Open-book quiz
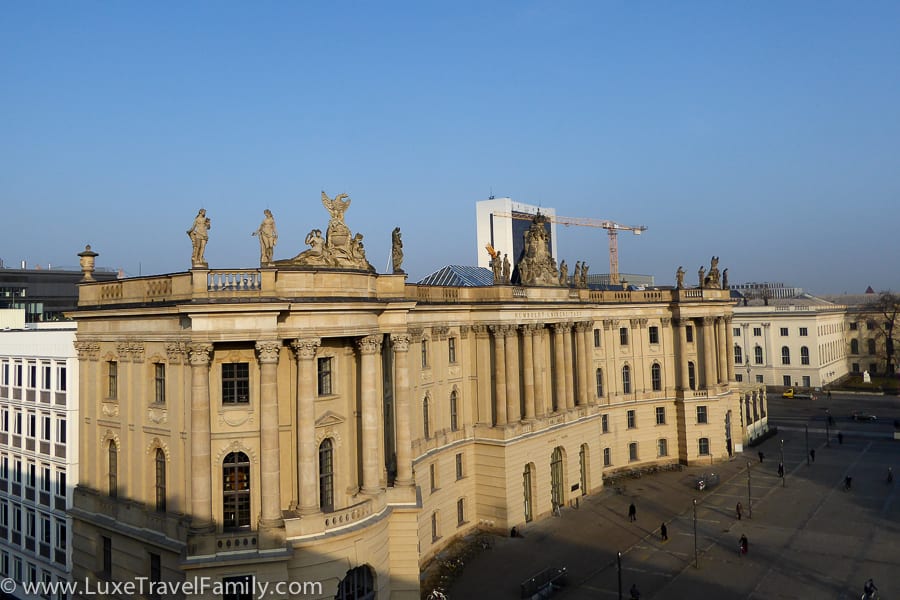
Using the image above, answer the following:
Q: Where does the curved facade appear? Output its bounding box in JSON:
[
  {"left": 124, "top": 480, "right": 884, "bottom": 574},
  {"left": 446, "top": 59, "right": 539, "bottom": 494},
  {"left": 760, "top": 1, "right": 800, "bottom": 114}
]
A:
[{"left": 70, "top": 268, "right": 742, "bottom": 598}]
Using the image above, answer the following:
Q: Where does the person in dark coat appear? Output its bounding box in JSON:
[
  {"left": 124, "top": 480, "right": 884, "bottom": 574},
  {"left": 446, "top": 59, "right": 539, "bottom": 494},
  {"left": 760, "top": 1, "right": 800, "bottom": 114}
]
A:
[
  {"left": 660, "top": 522, "right": 668, "bottom": 541},
  {"left": 628, "top": 502, "right": 637, "bottom": 522}
]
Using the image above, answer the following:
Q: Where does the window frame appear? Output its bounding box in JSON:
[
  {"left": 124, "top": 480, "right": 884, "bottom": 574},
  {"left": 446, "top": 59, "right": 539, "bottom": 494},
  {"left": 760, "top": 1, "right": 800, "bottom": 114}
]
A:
[
  {"left": 648, "top": 326, "right": 659, "bottom": 345},
  {"left": 696, "top": 405, "right": 708, "bottom": 424},
  {"left": 222, "top": 362, "right": 250, "bottom": 405}
]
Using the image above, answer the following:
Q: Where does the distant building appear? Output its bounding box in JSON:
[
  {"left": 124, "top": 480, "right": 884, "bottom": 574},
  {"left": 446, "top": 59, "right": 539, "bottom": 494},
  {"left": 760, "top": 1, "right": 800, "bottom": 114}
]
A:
[
  {"left": 586, "top": 273, "right": 655, "bottom": 289},
  {"left": 729, "top": 281, "right": 804, "bottom": 301},
  {"left": 0, "top": 267, "right": 118, "bottom": 322},
  {"left": 0, "top": 313, "right": 78, "bottom": 598},
  {"left": 475, "top": 198, "right": 557, "bottom": 271}
]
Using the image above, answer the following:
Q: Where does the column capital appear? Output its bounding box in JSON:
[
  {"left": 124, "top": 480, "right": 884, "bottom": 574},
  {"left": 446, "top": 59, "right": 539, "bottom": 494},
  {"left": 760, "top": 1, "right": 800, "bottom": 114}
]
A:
[
  {"left": 433, "top": 326, "right": 449, "bottom": 340},
  {"left": 187, "top": 343, "right": 214, "bottom": 366},
  {"left": 489, "top": 324, "right": 505, "bottom": 337},
  {"left": 702, "top": 316, "right": 715, "bottom": 326},
  {"left": 628, "top": 318, "right": 640, "bottom": 328},
  {"left": 358, "top": 334, "right": 383, "bottom": 355},
  {"left": 74, "top": 341, "right": 100, "bottom": 361},
  {"left": 660, "top": 317, "right": 671, "bottom": 327},
  {"left": 724, "top": 315, "right": 733, "bottom": 324},
  {"left": 391, "top": 333, "right": 411, "bottom": 352},
  {"left": 165, "top": 341, "right": 187, "bottom": 364},
  {"left": 575, "top": 321, "right": 594, "bottom": 333},
  {"left": 552, "top": 322, "right": 573, "bottom": 334},
  {"left": 459, "top": 325, "right": 470, "bottom": 339},
  {"left": 408, "top": 327, "right": 424, "bottom": 342},
  {"left": 502, "top": 324, "right": 518, "bottom": 338},
  {"left": 472, "top": 324, "right": 490, "bottom": 338},
  {"left": 290, "top": 338, "right": 320, "bottom": 361},
  {"left": 602, "top": 319, "right": 617, "bottom": 330},
  {"left": 255, "top": 341, "right": 282, "bottom": 364}
]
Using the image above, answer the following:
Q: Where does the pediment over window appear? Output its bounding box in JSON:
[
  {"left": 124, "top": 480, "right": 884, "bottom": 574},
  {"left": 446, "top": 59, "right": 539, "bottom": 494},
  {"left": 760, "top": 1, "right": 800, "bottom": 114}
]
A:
[{"left": 315, "top": 411, "right": 345, "bottom": 428}]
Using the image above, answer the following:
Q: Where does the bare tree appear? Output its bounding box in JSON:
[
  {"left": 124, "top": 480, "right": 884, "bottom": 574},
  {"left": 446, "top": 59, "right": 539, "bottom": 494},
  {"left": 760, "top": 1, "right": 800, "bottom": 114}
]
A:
[{"left": 869, "top": 291, "right": 900, "bottom": 374}]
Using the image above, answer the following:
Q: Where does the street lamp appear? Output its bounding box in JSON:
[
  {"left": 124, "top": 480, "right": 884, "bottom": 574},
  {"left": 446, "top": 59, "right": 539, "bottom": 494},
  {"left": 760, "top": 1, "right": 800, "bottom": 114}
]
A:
[
  {"left": 780, "top": 439, "right": 785, "bottom": 488},
  {"left": 805, "top": 425, "right": 809, "bottom": 466},
  {"left": 746, "top": 461, "right": 752, "bottom": 519},
  {"left": 617, "top": 551, "right": 622, "bottom": 600},
  {"left": 692, "top": 498, "right": 698, "bottom": 568}
]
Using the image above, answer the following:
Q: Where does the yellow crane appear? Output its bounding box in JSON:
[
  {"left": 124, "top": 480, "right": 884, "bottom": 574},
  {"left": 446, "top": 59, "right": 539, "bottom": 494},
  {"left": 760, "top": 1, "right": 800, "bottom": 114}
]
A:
[{"left": 492, "top": 211, "right": 647, "bottom": 284}]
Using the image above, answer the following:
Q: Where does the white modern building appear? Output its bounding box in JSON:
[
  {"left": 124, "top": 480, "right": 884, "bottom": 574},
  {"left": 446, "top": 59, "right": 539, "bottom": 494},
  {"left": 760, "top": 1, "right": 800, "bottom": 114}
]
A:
[
  {"left": 0, "top": 311, "right": 77, "bottom": 599},
  {"left": 475, "top": 198, "right": 557, "bottom": 270}
]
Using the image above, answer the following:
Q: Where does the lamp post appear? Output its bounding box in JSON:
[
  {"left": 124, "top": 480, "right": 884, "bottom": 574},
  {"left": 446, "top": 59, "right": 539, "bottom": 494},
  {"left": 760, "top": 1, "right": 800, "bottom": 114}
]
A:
[
  {"left": 692, "top": 499, "right": 698, "bottom": 568},
  {"left": 805, "top": 425, "right": 809, "bottom": 466},
  {"left": 780, "top": 439, "right": 785, "bottom": 488},
  {"left": 617, "top": 551, "right": 622, "bottom": 600},
  {"left": 747, "top": 461, "right": 752, "bottom": 519}
]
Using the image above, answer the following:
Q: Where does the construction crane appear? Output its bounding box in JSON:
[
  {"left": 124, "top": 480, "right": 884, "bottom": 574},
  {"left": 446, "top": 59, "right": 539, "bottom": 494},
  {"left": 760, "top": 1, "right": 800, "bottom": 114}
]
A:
[{"left": 492, "top": 211, "right": 647, "bottom": 284}]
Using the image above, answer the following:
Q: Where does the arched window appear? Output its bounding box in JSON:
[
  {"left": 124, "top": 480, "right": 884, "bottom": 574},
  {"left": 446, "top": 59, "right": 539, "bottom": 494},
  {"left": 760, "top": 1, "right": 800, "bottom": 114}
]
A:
[
  {"left": 781, "top": 346, "right": 790, "bottom": 365},
  {"left": 595, "top": 368, "right": 603, "bottom": 397},
  {"left": 423, "top": 397, "right": 431, "bottom": 439},
  {"left": 651, "top": 363, "right": 662, "bottom": 391},
  {"left": 754, "top": 346, "right": 764, "bottom": 365},
  {"left": 800, "top": 346, "right": 810, "bottom": 365},
  {"left": 734, "top": 345, "right": 743, "bottom": 365},
  {"left": 867, "top": 338, "right": 876, "bottom": 355},
  {"left": 851, "top": 339, "right": 859, "bottom": 354},
  {"left": 108, "top": 441, "right": 117, "bottom": 498},
  {"left": 155, "top": 448, "right": 166, "bottom": 512},
  {"left": 688, "top": 361, "right": 696, "bottom": 390},
  {"left": 336, "top": 565, "right": 376, "bottom": 600},
  {"left": 319, "top": 439, "right": 334, "bottom": 512},
  {"left": 622, "top": 365, "right": 631, "bottom": 394},
  {"left": 223, "top": 451, "right": 250, "bottom": 529},
  {"left": 449, "top": 391, "right": 458, "bottom": 431}
]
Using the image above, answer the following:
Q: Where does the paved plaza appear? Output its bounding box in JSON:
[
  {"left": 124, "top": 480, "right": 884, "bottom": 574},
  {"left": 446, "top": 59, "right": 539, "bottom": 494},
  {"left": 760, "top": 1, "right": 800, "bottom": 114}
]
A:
[{"left": 447, "top": 397, "right": 899, "bottom": 599}]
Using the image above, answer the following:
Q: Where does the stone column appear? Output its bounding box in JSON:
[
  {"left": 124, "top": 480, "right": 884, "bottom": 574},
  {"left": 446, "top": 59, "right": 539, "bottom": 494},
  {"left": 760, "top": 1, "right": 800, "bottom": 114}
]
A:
[
  {"left": 473, "top": 326, "right": 492, "bottom": 424},
  {"left": 724, "top": 316, "right": 735, "bottom": 382},
  {"left": 574, "top": 322, "right": 590, "bottom": 406},
  {"left": 552, "top": 323, "right": 567, "bottom": 412},
  {"left": 521, "top": 325, "right": 536, "bottom": 420},
  {"left": 256, "top": 341, "right": 283, "bottom": 528},
  {"left": 581, "top": 321, "right": 595, "bottom": 404},
  {"left": 391, "top": 334, "right": 414, "bottom": 487},
  {"left": 504, "top": 326, "right": 521, "bottom": 422},
  {"left": 188, "top": 343, "right": 214, "bottom": 532},
  {"left": 291, "top": 338, "right": 320, "bottom": 515},
  {"left": 358, "top": 335, "right": 382, "bottom": 494},
  {"left": 702, "top": 317, "right": 716, "bottom": 389},
  {"left": 562, "top": 323, "right": 574, "bottom": 409},
  {"left": 716, "top": 317, "right": 729, "bottom": 385},
  {"left": 490, "top": 325, "right": 508, "bottom": 426},
  {"left": 532, "top": 326, "right": 547, "bottom": 417}
]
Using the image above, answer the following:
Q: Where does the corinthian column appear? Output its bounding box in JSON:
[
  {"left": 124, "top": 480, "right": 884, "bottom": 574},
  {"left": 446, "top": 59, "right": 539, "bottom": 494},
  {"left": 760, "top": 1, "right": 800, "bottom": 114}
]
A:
[
  {"left": 358, "top": 335, "right": 383, "bottom": 494},
  {"left": 391, "top": 334, "right": 413, "bottom": 486},
  {"left": 574, "top": 322, "right": 591, "bottom": 406},
  {"left": 702, "top": 317, "right": 716, "bottom": 390},
  {"left": 675, "top": 319, "right": 690, "bottom": 390},
  {"left": 532, "top": 326, "right": 547, "bottom": 416},
  {"left": 490, "top": 325, "right": 508, "bottom": 425},
  {"left": 562, "top": 323, "right": 574, "bottom": 409},
  {"left": 552, "top": 323, "right": 566, "bottom": 412},
  {"left": 716, "top": 317, "right": 728, "bottom": 385},
  {"left": 188, "top": 343, "right": 214, "bottom": 532},
  {"left": 504, "top": 326, "right": 521, "bottom": 422},
  {"left": 291, "top": 338, "right": 320, "bottom": 515},
  {"left": 521, "top": 325, "right": 535, "bottom": 420},
  {"left": 256, "top": 341, "right": 283, "bottom": 528},
  {"left": 724, "top": 316, "right": 735, "bottom": 382}
]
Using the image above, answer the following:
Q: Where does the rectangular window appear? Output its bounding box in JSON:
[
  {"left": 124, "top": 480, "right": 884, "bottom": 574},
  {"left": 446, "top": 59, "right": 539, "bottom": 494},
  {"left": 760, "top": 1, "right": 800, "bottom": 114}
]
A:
[
  {"left": 56, "top": 366, "right": 66, "bottom": 392},
  {"left": 457, "top": 498, "right": 465, "bottom": 526},
  {"left": 799, "top": 327, "right": 808, "bottom": 337},
  {"left": 448, "top": 337, "right": 457, "bottom": 364},
  {"left": 628, "top": 442, "right": 638, "bottom": 462},
  {"left": 27, "top": 412, "right": 36, "bottom": 437},
  {"left": 753, "top": 327, "right": 761, "bottom": 337},
  {"left": 593, "top": 329, "right": 601, "bottom": 347},
  {"left": 26, "top": 462, "right": 36, "bottom": 487},
  {"left": 41, "top": 365, "right": 51, "bottom": 390},
  {"left": 317, "top": 357, "right": 332, "bottom": 396},
  {"left": 40, "top": 515, "right": 50, "bottom": 544},
  {"left": 603, "top": 447, "right": 611, "bottom": 466},
  {"left": 733, "top": 327, "right": 741, "bottom": 337},
  {"left": 648, "top": 326, "right": 659, "bottom": 345},
  {"left": 783, "top": 374, "right": 792, "bottom": 386},
  {"left": 735, "top": 373, "right": 743, "bottom": 382},
  {"left": 696, "top": 405, "right": 708, "bottom": 424},
  {"left": 626, "top": 410, "right": 636, "bottom": 429},
  {"left": 852, "top": 363, "right": 860, "bottom": 373},
  {"left": 28, "top": 363, "right": 37, "bottom": 388},
  {"left": 421, "top": 340, "right": 429, "bottom": 368},
  {"left": 14, "top": 363, "right": 22, "bottom": 387},
  {"left": 41, "top": 465, "right": 50, "bottom": 493},
  {"left": 658, "top": 438, "right": 668, "bottom": 457},
  {"left": 802, "top": 376, "right": 811, "bottom": 387},
  {"left": 655, "top": 407, "right": 665, "bottom": 425},
  {"left": 56, "top": 418, "right": 66, "bottom": 444},
  {"left": 101, "top": 536, "right": 112, "bottom": 579},
  {"left": 850, "top": 322, "right": 858, "bottom": 331},
  {"left": 41, "top": 415, "right": 51, "bottom": 441},
  {"left": 698, "top": 437, "right": 710, "bottom": 456},
  {"left": 686, "top": 326, "right": 694, "bottom": 343},
  {"left": 1, "top": 362, "right": 7, "bottom": 386},
  {"left": 601, "top": 414, "right": 609, "bottom": 433},
  {"left": 431, "top": 512, "right": 439, "bottom": 542},
  {"left": 755, "top": 374, "right": 764, "bottom": 383},
  {"left": 56, "top": 522, "right": 66, "bottom": 550},
  {"left": 429, "top": 463, "right": 437, "bottom": 492},
  {"left": 56, "top": 471, "right": 66, "bottom": 498},
  {"left": 619, "top": 327, "right": 629, "bottom": 346},
  {"left": 154, "top": 364, "right": 166, "bottom": 404},
  {"left": 149, "top": 553, "right": 161, "bottom": 596},
  {"left": 780, "top": 327, "right": 788, "bottom": 336},
  {"left": 222, "top": 363, "right": 250, "bottom": 404},
  {"left": 107, "top": 361, "right": 117, "bottom": 399},
  {"left": 867, "top": 321, "right": 875, "bottom": 330},
  {"left": 455, "top": 453, "right": 463, "bottom": 480}
]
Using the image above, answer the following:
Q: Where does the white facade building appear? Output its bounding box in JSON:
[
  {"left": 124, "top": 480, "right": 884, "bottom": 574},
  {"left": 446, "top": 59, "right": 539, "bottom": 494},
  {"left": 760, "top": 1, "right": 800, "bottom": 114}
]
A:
[
  {"left": 475, "top": 198, "right": 558, "bottom": 270},
  {"left": 0, "top": 313, "right": 77, "bottom": 599}
]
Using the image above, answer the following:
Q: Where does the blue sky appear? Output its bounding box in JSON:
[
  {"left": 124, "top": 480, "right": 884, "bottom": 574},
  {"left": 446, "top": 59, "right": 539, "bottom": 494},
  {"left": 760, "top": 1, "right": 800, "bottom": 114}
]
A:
[{"left": 2, "top": 1, "right": 899, "bottom": 294}]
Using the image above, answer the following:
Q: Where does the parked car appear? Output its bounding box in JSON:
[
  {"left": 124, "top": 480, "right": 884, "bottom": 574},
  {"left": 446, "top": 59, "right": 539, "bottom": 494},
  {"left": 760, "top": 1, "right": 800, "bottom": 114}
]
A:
[
  {"left": 694, "top": 472, "right": 720, "bottom": 491},
  {"left": 782, "top": 388, "right": 816, "bottom": 400},
  {"left": 852, "top": 411, "right": 877, "bottom": 422}
]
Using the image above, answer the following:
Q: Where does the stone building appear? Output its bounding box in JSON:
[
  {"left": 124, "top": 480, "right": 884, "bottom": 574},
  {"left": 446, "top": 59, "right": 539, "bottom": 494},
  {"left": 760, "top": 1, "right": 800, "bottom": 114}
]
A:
[{"left": 69, "top": 204, "right": 750, "bottom": 599}]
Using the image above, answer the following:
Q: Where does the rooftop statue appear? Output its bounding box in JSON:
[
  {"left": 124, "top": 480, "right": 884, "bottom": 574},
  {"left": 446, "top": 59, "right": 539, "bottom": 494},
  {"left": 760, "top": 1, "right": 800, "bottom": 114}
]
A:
[
  {"left": 516, "top": 213, "right": 561, "bottom": 286},
  {"left": 391, "top": 227, "right": 405, "bottom": 274},
  {"left": 187, "top": 208, "right": 211, "bottom": 268},
  {"left": 252, "top": 209, "right": 278, "bottom": 267},
  {"left": 704, "top": 255, "right": 721, "bottom": 288},
  {"left": 580, "top": 262, "right": 589, "bottom": 288},
  {"left": 676, "top": 266, "right": 685, "bottom": 289},
  {"left": 276, "top": 191, "right": 374, "bottom": 271}
]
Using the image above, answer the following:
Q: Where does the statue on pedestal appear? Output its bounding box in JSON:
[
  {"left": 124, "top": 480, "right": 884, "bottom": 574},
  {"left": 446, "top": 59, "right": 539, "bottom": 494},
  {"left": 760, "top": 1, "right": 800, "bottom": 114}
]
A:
[
  {"left": 187, "top": 209, "right": 211, "bottom": 268},
  {"left": 252, "top": 209, "right": 278, "bottom": 266},
  {"left": 391, "top": 227, "right": 404, "bottom": 274}
]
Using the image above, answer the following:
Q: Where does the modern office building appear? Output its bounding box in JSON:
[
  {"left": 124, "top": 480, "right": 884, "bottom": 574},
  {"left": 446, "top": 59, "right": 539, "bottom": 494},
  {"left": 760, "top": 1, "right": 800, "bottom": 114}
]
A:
[
  {"left": 475, "top": 198, "right": 557, "bottom": 272},
  {"left": 0, "top": 313, "right": 77, "bottom": 600},
  {"left": 0, "top": 267, "right": 118, "bottom": 323},
  {"left": 69, "top": 203, "right": 752, "bottom": 599}
]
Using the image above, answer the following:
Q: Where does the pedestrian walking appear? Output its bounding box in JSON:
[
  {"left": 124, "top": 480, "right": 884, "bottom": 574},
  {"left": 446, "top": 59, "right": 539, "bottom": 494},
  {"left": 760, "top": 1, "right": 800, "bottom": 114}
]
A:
[
  {"left": 837, "top": 432, "right": 843, "bottom": 444},
  {"left": 736, "top": 502, "right": 743, "bottom": 520},
  {"left": 629, "top": 583, "right": 641, "bottom": 599},
  {"left": 739, "top": 534, "right": 748, "bottom": 556},
  {"left": 628, "top": 502, "right": 637, "bottom": 522},
  {"left": 660, "top": 522, "right": 668, "bottom": 541},
  {"left": 777, "top": 463, "right": 784, "bottom": 478},
  {"left": 810, "top": 449, "right": 816, "bottom": 462},
  {"left": 758, "top": 451, "right": 764, "bottom": 463}
]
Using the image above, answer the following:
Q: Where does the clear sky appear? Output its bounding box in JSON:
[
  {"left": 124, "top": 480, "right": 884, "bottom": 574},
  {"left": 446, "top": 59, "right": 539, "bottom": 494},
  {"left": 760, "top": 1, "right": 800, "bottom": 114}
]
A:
[{"left": 3, "top": 1, "right": 899, "bottom": 294}]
